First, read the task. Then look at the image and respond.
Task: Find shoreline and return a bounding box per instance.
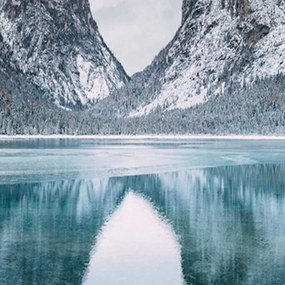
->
[1,134,285,140]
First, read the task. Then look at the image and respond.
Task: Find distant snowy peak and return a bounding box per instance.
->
[127,0,285,117]
[0,0,128,107]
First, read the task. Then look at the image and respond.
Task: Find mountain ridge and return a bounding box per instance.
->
[1,0,285,135]
[103,0,285,118]
[0,0,129,108]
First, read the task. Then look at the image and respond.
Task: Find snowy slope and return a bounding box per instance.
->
[121,0,285,117]
[0,0,129,108]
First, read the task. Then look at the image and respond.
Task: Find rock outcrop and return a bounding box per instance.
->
[0,0,129,108]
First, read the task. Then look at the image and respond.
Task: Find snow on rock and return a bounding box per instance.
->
[125,0,285,117]
[76,55,110,102]
[0,0,129,108]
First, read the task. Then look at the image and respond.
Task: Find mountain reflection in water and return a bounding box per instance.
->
[0,164,285,285]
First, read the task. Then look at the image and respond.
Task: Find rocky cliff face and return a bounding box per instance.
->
[115,0,285,117]
[0,0,129,108]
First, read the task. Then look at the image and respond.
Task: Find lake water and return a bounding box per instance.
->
[0,138,285,285]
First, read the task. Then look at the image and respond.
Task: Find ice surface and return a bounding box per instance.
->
[1,137,285,184]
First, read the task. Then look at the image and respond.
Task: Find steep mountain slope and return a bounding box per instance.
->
[0,0,129,108]
[109,0,285,117]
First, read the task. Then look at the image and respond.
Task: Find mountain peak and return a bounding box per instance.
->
[106,0,285,118]
[0,0,129,108]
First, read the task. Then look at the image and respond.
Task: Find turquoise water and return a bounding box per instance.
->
[0,139,285,284]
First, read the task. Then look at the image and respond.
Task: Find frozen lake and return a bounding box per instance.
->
[0,138,285,284]
[1,137,285,184]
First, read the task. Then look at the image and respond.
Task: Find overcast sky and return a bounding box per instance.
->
[90,0,182,75]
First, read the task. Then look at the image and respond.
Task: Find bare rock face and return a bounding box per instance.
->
[116,0,285,117]
[0,0,129,108]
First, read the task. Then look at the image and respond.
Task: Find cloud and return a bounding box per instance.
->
[89,0,182,75]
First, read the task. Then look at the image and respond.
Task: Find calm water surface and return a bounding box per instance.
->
[0,138,285,285]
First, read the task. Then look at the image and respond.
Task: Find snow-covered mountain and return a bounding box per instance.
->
[0,0,129,108]
[114,0,285,117]
[1,0,285,135]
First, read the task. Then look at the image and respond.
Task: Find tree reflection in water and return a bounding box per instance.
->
[0,164,285,285]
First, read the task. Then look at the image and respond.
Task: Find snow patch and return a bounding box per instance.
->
[76,54,110,101]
